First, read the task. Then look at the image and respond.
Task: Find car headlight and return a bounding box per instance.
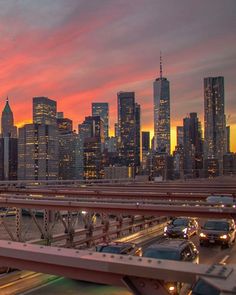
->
[200,232,206,238]
[168,285,176,292]
[164,226,167,232]
[220,234,228,239]
[182,228,187,234]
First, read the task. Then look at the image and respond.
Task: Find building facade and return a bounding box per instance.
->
[117,91,137,167]
[18,124,58,180]
[33,97,57,126]
[92,103,109,139]
[183,113,203,177]
[153,55,170,154]
[204,77,226,174]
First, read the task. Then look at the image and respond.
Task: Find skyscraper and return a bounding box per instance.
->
[0,98,18,180]
[176,126,184,147]
[183,113,203,177]
[117,91,136,167]
[153,54,170,154]
[135,103,141,168]
[204,76,226,174]
[142,131,150,152]
[92,103,109,139]
[141,131,150,173]
[33,97,57,126]
[1,98,17,138]
[18,124,58,180]
[80,116,104,179]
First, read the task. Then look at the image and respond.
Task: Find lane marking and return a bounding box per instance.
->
[219,255,230,265]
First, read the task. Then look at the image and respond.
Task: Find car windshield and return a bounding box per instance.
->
[144,249,180,261]
[99,246,125,254]
[192,279,220,295]
[172,219,188,226]
[204,221,229,231]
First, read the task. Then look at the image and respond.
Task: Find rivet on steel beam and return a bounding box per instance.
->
[138,258,142,262]
[57,248,61,251]
[111,255,114,258]
[76,251,80,254]
[103,254,106,257]
[119,256,123,259]
[148,259,152,263]
[24,244,27,247]
[40,246,44,249]
[139,282,145,287]
[129,257,132,260]
[8,241,11,244]
[89,252,93,255]
[157,260,162,264]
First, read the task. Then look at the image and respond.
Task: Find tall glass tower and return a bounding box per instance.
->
[153,54,170,154]
[204,76,226,174]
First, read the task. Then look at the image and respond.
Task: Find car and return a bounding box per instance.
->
[143,239,199,294]
[95,242,142,256]
[164,217,198,239]
[191,278,220,295]
[199,219,236,247]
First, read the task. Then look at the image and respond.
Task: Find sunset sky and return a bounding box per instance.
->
[0,0,235,152]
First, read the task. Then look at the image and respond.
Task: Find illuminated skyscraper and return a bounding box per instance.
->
[33,97,57,126]
[92,103,109,139]
[18,124,58,180]
[204,76,226,174]
[117,92,137,167]
[18,97,58,180]
[153,54,170,154]
[80,116,104,179]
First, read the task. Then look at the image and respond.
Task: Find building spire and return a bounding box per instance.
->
[160,51,163,78]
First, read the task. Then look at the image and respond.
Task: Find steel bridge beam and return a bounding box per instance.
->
[0,197,235,218]
[0,240,235,295]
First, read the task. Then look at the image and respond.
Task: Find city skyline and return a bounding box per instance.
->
[0,0,235,152]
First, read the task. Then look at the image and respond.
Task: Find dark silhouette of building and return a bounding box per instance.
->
[183,113,203,178]
[223,153,236,175]
[0,98,18,180]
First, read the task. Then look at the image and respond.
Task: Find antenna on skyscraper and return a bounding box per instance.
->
[160,51,163,78]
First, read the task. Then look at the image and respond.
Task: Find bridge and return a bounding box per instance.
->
[0,240,235,295]
[0,180,236,294]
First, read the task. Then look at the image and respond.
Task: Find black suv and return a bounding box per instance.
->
[143,239,199,294]
[164,217,198,239]
[95,242,142,256]
[199,219,236,247]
